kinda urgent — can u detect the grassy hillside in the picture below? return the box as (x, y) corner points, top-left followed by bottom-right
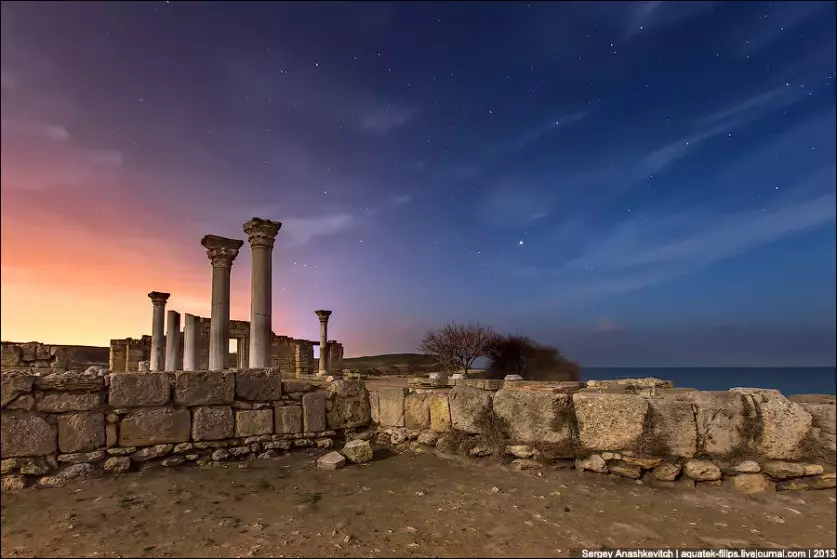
(339, 353), (438, 375)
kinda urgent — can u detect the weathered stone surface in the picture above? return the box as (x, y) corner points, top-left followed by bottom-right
(435, 434), (459, 455)
(684, 459), (722, 481)
(776, 479), (810, 491)
(106, 423), (118, 447)
(302, 390), (327, 432)
(281, 380), (315, 393)
(493, 389), (575, 446)
(673, 391), (749, 456)
(35, 371), (104, 392)
(404, 392), (431, 429)
(429, 393), (452, 432)
(621, 455), (663, 469)
(510, 458), (543, 470)
(6, 394), (34, 411)
(35, 391), (104, 413)
(38, 463), (102, 487)
(378, 388), (407, 427)
(417, 430), (439, 446)
(174, 371), (234, 406)
(762, 461), (807, 479)
(1, 458), (21, 474)
(449, 386), (493, 434)
(733, 473), (773, 494)
(803, 464), (824, 476)
(119, 407), (191, 447)
(0, 411), (57, 457)
(235, 409), (273, 437)
(108, 373), (171, 407)
(808, 474), (837, 489)
(131, 444), (173, 461)
(19, 456), (58, 475)
(369, 390), (380, 424)
(317, 451), (346, 470)
(576, 454), (608, 473)
(573, 393), (648, 451)
(800, 402), (836, 451)
(342, 439), (373, 463)
(162, 456), (185, 467)
(192, 406), (234, 441)
(465, 379), (504, 391)
(1, 475), (26, 492)
(742, 392), (812, 460)
(1, 372), (35, 407)
(57, 450), (106, 464)
(274, 406), (302, 434)
(643, 398), (697, 458)
(326, 387), (371, 430)
(235, 369), (283, 401)
(652, 463), (681, 481)
(735, 460), (761, 473)
(506, 444), (537, 458)
(608, 460), (642, 479)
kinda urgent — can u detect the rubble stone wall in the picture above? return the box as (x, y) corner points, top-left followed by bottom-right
(370, 378), (836, 493)
(1, 341), (109, 372)
(1, 369), (370, 491)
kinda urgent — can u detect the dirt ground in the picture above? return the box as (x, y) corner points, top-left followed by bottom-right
(2, 446), (835, 559)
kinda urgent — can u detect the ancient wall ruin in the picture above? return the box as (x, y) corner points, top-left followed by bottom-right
(2, 342), (109, 372)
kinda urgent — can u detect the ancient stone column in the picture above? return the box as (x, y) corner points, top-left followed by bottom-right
(201, 235), (244, 371)
(315, 310), (332, 376)
(148, 291), (170, 372)
(182, 313), (199, 371)
(165, 310), (182, 371)
(243, 218), (282, 368)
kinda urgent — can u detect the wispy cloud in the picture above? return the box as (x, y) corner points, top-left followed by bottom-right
(278, 214), (358, 248)
(392, 194), (412, 206)
(476, 182), (555, 228)
(623, 1), (716, 39)
(736, 1), (829, 57)
(360, 105), (417, 136)
(504, 109), (591, 152)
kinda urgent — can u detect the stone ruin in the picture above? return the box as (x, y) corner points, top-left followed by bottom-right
(108, 218), (343, 377)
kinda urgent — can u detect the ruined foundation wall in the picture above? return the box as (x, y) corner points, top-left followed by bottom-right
(2, 342), (109, 372)
(1, 369), (370, 490)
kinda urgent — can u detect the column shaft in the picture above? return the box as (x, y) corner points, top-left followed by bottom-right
(165, 310), (182, 371)
(315, 310), (332, 376)
(183, 313), (199, 371)
(209, 266), (231, 370)
(148, 292), (170, 372)
(249, 245), (272, 367)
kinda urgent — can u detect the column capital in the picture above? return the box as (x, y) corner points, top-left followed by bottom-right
(315, 310), (332, 322)
(243, 217), (282, 249)
(201, 235), (244, 270)
(148, 291), (171, 307)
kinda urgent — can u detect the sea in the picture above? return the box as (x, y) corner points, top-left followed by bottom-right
(580, 367), (836, 396)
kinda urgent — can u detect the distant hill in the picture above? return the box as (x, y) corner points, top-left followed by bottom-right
(338, 353), (438, 376)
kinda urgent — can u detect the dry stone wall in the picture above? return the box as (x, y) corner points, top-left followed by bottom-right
(1, 368), (370, 491)
(370, 378), (836, 493)
(2, 342), (109, 372)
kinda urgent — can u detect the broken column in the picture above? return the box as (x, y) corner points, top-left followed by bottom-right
(315, 310), (332, 376)
(243, 217), (282, 368)
(165, 310), (182, 371)
(148, 291), (170, 372)
(201, 235), (244, 371)
(182, 313), (199, 371)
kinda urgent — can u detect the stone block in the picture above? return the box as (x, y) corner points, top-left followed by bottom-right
(378, 388), (407, 427)
(57, 450), (106, 464)
(104, 457), (132, 473)
(369, 390), (380, 424)
(0, 411), (57, 458)
(644, 398), (698, 458)
(317, 451), (346, 470)
(762, 461), (807, 479)
(35, 391), (104, 413)
(465, 379), (504, 391)
(281, 380), (315, 393)
(58, 412), (105, 453)
(235, 369), (283, 401)
(235, 409), (273, 437)
(742, 392), (813, 460)
(429, 393), (452, 432)
(684, 459), (722, 481)
(275, 405), (302, 434)
(6, 394), (34, 411)
(108, 373), (171, 407)
(342, 439), (373, 463)
(174, 371), (234, 406)
(449, 386), (493, 434)
(573, 393), (648, 451)
(192, 406), (234, 441)
(493, 389), (575, 445)
(119, 407), (191, 447)
(35, 371), (104, 392)
(672, 391), (749, 456)
(302, 390), (327, 432)
(800, 402), (836, 452)
(404, 392), (431, 429)
(326, 386), (371, 430)
(1, 372), (35, 407)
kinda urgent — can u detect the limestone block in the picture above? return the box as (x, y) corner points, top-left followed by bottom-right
(739, 391), (813, 459)
(576, 454), (607, 473)
(448, 386), (493, 434)
(19, 456), (57, 475)
(429, 393), (452, 432)
(35, 391), (104, 413)
(57, 412), (105, 453)
(608, 460), (642, 478)
(35, 371), (104, 392)
(104, 457), (131, 473)
(174, 371), (234, 406)
(401, 392), (430, 429)
(235, 369), (283, 401)
(644, 398), (698, 458)
(733, 473), (773, 494)
(106, 424), (118, 447)
(275, 405), (303, 434)
(192, 406), (234, 441)
(573, 393), (648, 451)
(108, 373), (171, 407)
(1, 476), (26, 492)
(6, 394), (34, 411)
(131, 444), (172, 461)
(327, 379), (365, 398)
(118, 407), (191, 447)
(342, 439), (373, 463)
(672, 391), (748, 456)
(38, 463), (102, 487)
(762, 461), (807, 479)
(326, 384), (371, 430)
(652, 463), (681, 481)
(465, 379), (504, 391)
(281, 380), (315, 393)
(369, 390), (380, 424)
(0, 411), (57, 458)
(317, 451), (346, 470)
(800, 402), (836, 452)
(684, 459), (722, 481)
(493, 389), (575, 445)
(235, 409), (273, 437)
(734, 460), (761, 473)
(57, 450), (106, 464)
(378, 388), (407, 427)
(302, 390), (327, 432)
(1, 371), (36, 407)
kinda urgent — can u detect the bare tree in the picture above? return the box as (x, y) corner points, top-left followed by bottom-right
(419, 322), (497, 375)
(485, 334), (580, 381)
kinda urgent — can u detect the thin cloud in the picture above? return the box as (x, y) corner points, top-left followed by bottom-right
(623, 1), (716, 39)
(278, 214), (358, 247)
(392, 194), (412, 206)
(360, 105), (417, 136)
(505, 109), (591, 152)
(737, 1), (829, 57)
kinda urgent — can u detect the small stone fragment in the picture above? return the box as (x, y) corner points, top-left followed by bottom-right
(104, 457), (131, 473)
(733, 473), (773, 494)
(734, 460), (761, 473)
(576, 454), (608, 473)
(684, 459), (722, 481)
(342, 439), (374, 463)
(317, 451), (346, 470)
(652, 463), (682, 482)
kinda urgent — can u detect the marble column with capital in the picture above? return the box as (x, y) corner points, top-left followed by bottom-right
(315, 310), (332, 376)
(148, 291), (170, 372)
(243, 218), (282, 368)
(201, 235), (244, 371)
(165, 310), (182, 372)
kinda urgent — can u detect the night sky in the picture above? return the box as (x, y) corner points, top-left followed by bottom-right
(1, 1), (835, 367)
